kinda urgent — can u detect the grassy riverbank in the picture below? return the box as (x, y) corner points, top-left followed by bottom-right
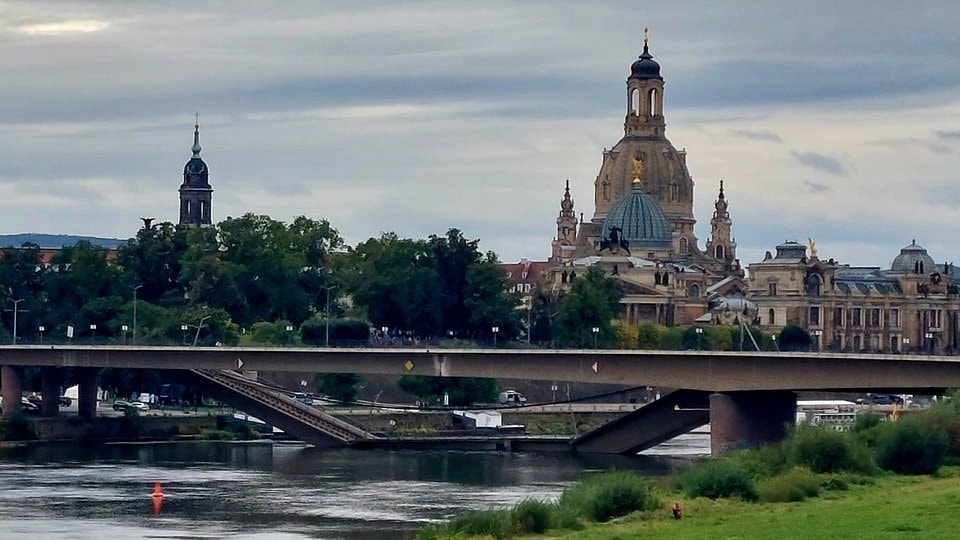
(546, 470), (960, 539)
(419, 398), (960, 539)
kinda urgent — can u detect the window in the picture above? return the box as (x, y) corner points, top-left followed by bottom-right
(768, 308), (775, 325)
(870, 335), (881, 351)
(833, 307), (844, 327)
(524, 284), (531, 293)
(679, 237), (689, 254)
(851, 308), (862, 327)
(631, 89), (640, 115)
(648, 88), (658, 115)
(715, 245), (725, 260)
(768, 282), (778, 296)
(868, 308), (881, 328)
(670, 183), (679, 201)
(687, 284), (700, 298)
(809, 306), (821, 326)
(889, 308), (900, 327)
(852, 335), (862, 351)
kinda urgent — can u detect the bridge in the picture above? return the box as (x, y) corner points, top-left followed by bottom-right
(3, 346), (958, 454)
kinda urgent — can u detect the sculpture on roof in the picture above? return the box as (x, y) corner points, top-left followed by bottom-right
(807, 237), (817, 258)
(632, 157), (644, 184)
(599, 225), (631, 255)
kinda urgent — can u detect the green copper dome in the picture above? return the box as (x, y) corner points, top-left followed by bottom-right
(601, 182), (672, 249)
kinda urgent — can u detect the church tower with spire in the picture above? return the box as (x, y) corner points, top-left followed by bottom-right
(179, 118), (213, 227)
(551, 180), (579, 263)
(706, 180), (739, 271)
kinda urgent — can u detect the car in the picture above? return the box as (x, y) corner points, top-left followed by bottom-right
(20, 397), (40, 414)
(293, 392), (314, 405)
(112, 400), (149, 412)
(25, 395), (72, 408)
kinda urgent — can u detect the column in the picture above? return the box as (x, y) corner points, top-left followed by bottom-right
(710, 390), (796, 456)
(40, 367), (62, 417)
(76, 367), (99, 419)
(1, 365), (24, 419)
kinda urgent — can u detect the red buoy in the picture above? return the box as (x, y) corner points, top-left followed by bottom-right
(152, 482), (164, 498)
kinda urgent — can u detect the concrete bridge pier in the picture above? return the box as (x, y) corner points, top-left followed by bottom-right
(41, 367), (63, 417)
(710, 390), (796, 456)
(77, 367), (99, 419)
(1, 365), (24, 418)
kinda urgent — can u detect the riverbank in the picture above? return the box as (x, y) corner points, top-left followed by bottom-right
(550, 469), (960, 539)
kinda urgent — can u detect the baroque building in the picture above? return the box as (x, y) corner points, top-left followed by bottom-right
(546, 36), (745, 326)
(748, 240), (960, 354)
(179, 120), (213, 227)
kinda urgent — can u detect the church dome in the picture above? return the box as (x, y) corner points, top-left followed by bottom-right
(890, 240), (936, 274)
(601, 182), (672, 248)
(630, 42), (662, 80)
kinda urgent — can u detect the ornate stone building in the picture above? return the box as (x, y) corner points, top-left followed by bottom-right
(546, 37), (745, 326)
(179, 120), (213, 227)
(748, 240), (960, 354)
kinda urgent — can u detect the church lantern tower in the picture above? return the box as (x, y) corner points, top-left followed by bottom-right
(179, 119), (213, 227)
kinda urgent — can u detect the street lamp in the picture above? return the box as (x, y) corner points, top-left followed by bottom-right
(492, 326), (499, 347)
(121, 324), (129, 345)
(813, 330), (822, 352)
(902, 337), (910, 354)
(89, 323), (97, 341)
(694, 327), (703, 350)
(6, 298), (25, 344)
(925, 332), (934, 353)
(771, 334), (779, 352)
(131, 284), (142, 345)
(192, 315), (211, 346)
(592, 326), (600, 349)
(38, 325), (45, 345)
(324, 285), (338, 347)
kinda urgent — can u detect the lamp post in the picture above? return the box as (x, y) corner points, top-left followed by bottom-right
(7, 298), (25, 344)
(192, 315), (211, 347)
(492, 326), (499, 347)
(771, 334), (779, 352)
(813, 330), (822, 352)
(89, 323), (97, 342)
(324, 285), (338, 347)
(592, 326), (600, 349)
(180, 324), (189, 344)
(381, 326), (389, 345)
(38, 325), (45, 345)
(902, 337), (910, 354)
(121, 324), (129, 345)
(694, 327), (703, 350)
(131, 284), (142, 345)
(925, 332), (934, 354)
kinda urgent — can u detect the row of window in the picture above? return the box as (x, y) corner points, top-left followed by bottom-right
(806, 306), (904, 328)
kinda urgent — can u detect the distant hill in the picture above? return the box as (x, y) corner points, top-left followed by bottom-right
(0, 233), (127, 250)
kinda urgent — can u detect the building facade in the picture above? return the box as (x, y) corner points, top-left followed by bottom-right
(544, 38), (745, 326)
(748, 240), (960, 354)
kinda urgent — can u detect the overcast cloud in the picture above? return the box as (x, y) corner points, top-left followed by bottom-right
(2, 0), (960, 269)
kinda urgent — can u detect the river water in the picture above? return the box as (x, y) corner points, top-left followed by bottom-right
(0, 434), (708, 539)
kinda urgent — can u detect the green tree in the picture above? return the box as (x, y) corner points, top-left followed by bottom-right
(429, 229), (482, 336)
(315, 373), (362, 403)
(554, 267), (622, 347)
(45, 241), (123, 338)
(0, 243), (47, 343)
(398, 375), (498, 406)
(779, 324), (812, 351)
(116, 221), (187, 305)
(463, 255), (521, 341)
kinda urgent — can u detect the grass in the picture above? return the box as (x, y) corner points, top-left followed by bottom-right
(527, 471), (960, 539)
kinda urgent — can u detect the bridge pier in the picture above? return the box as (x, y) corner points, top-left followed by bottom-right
(1, 365), (24, 418)
(41, 367), (62, 417)
(77, 367), (99, 419)
(710, 390), (796, 456)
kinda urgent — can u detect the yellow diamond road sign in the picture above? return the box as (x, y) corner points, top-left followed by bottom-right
(404, 359), (415, 372)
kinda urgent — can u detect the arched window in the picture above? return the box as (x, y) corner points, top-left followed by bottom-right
(199, 201), (206, 219)
(687, 284), (700, 298)
(631, 89), (640, 115)
(768, 308), (775, 325)
(185, 200), (191, 215)
(648, 88), (658, 116)
(715, 245), (725, 260)
(805, 273), (823, 297)
(679, 237), (689, 254)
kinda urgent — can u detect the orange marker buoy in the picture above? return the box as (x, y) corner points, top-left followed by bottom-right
(152, 483), (164, 515)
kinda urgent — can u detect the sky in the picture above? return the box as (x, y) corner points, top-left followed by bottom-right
(2, 1), (960, 270)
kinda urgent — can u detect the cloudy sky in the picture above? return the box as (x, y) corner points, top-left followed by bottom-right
(2, 1), (960, 269)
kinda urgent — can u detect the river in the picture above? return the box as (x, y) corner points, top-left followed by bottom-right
(0, 434), (708, 539)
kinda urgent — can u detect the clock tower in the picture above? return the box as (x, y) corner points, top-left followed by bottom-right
(178, 119), (213, 227)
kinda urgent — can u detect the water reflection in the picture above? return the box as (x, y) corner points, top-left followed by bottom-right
(0, 439), (706, 539)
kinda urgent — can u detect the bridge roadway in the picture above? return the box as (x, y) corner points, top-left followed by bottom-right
(4, 346), (959, 455)
(2, 345), (960, 392)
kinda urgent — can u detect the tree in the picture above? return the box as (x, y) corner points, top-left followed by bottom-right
(44, 241), (123, 337)
(398, 375), (498, 406)
(0, 243), (46, 343)
(554, 266), (622, 347)
(116, 221), (186, 305)
(315, 373), (362, 403)
(463, 255), (521, 340)
(779, 324), (813, 351)
(429, 229), (482, 336)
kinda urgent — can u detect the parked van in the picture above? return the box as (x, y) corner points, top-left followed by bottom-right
(498, 390), (526, 406)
